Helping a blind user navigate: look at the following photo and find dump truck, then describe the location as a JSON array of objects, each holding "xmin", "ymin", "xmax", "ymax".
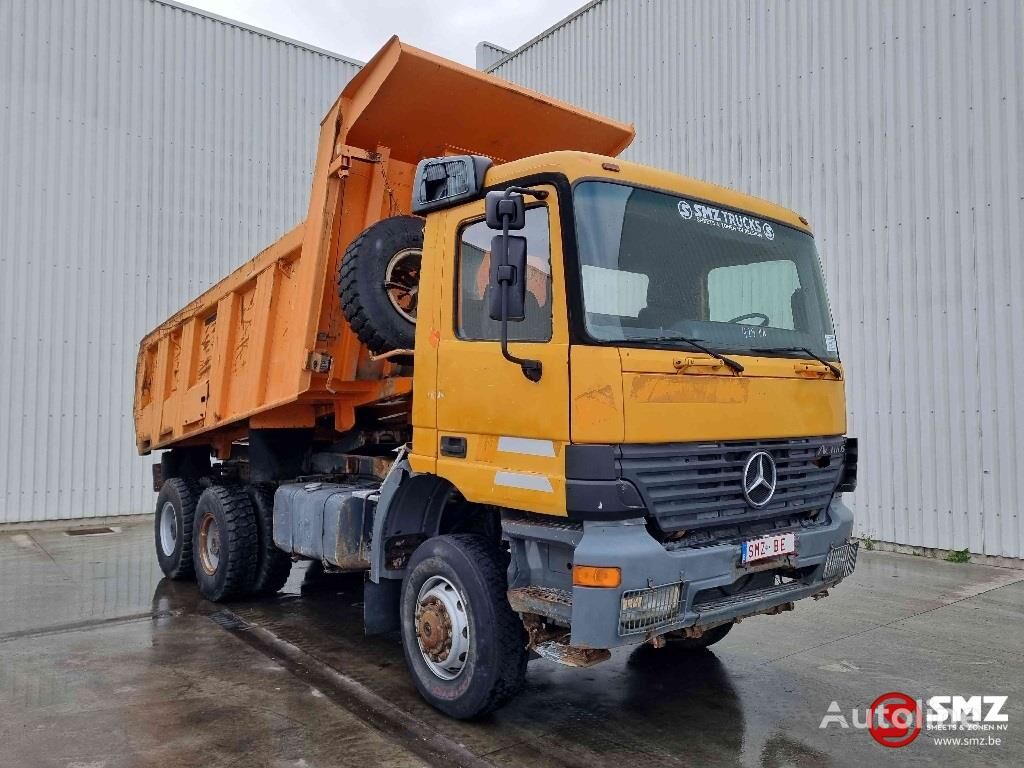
[{"xmin": 134, "ymin": 37, "xmax": 859, "ymax": 719}]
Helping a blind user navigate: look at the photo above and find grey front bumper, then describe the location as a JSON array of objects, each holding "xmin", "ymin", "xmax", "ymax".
[{"xmin": 569, "ymin": 498, "xmax": 856, "ymax": 649}]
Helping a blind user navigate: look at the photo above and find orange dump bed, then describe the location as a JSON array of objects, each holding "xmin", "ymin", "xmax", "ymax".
[{"xmin": 133, "ymin": 37, "xmax": 634, "ymax": 457}]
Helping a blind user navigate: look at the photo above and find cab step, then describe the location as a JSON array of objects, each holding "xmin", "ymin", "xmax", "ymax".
[
  {"xmin": 507, "ymin": 586, "xmax": 573, "ymax": 624},
  {"xmin": 534, "ymin": 640, "xmax": 610, "ymax": 668}
]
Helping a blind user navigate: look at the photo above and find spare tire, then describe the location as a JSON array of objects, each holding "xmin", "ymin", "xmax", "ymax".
[{"xmin": 339, "ymin": 215, "xmax": 424, "ymax": 354}]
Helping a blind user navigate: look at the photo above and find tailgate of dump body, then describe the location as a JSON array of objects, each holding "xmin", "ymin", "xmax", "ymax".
[{"xmin": 134, "ymin": 37, "xmax": 635, "ymax": 456}]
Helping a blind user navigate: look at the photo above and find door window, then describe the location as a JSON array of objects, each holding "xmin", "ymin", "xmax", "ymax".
[{"xmin": 456, "ymin": 206, "xmax": 552, "ymax": 341}]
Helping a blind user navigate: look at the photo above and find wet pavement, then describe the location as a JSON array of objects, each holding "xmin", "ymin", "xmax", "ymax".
[{"xmin": 1, "ymin": 520, "xmax": 1022, "ymax": 768}]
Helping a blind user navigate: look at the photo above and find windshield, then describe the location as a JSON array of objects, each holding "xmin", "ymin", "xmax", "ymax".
[{"xmin": 573, "ymin": 181, "xmax": 838, "ymax": 360}]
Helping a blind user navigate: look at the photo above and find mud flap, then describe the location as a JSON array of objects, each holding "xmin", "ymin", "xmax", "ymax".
[{"xmin": 363, "ymin": 575, "xmax": 402, "ymax": 634}]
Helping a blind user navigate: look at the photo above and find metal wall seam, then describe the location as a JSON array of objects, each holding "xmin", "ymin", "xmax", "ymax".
[
  {"xmin": 489, "ymin": 0, "xmax": 1023, "ymax": 559},
  {"xmin": 0, "ymin": 0, "xmax": 360, "ymax": 523}
]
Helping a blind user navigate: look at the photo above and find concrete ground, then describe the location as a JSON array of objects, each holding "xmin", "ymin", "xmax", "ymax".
[{"xmin": 1, "ymin": 520, "xmax": 1021, "ymax": 768}]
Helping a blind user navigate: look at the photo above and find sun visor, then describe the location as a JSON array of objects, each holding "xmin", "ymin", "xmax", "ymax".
[{"xmin": 337, "ymin": 37, "xmax": 635, "ymax": 164}]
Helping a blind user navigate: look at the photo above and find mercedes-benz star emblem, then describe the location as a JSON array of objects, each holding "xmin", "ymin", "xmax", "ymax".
[{"xmin": 742, "ymin": 450, "xmax": 777, "ymax": 508}]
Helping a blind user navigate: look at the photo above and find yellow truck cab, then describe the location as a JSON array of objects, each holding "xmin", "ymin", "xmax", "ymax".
[
  {"xmin": 388, "ymin": 148, "xmax": 858, "ymax": 688},
  {"xmin": 135, "ymin": 38, "xmax": 858, "ymax": 719}
]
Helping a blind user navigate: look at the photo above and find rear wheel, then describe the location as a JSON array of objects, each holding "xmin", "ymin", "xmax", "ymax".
[
  {"xmin": 664, "ymin": 621, "xmax": 734, "ymax": 650},
  {"xmin": 154, "ymin": 478, "xmax": 201, "ymax": 580},
  {"xmin": 246, "ymin": 484, "xmax": 292, "ymax": 596},
  {"xmin": 400, "ymin": 534, "xmax": 527, "ymax": 719},
  {"xmin": 192, "ymin": 486, "xmax": 258, "ymax": 602}
]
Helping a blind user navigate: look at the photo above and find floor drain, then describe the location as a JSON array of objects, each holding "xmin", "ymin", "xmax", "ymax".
[
  {"xmin": 209, "ymin": 610, "xmax": 247, "ymax": 631},
  {"xmin": 64, "ymin": 526, "xmax": 119, "ymax": 536}
]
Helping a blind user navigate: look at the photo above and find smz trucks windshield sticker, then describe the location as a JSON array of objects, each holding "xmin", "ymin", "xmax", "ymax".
[{"xmin": 677, "ymin": 199, "xmax": 775, "ymax": 241}]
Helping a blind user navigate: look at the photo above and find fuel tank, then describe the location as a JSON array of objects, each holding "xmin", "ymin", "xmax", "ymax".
[{"xmin": 273, "ymin": 480, "xmax": 380, "ymax": 569}]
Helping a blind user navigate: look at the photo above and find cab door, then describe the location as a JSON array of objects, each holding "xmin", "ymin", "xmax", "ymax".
[{"xmin": 434, "ymin": 184, "xmax": 570, "ymax": 516}]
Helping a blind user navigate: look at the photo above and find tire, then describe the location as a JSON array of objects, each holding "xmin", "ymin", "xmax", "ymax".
[
  {"xmin": 192, "ymin": 485, "xmax": 258, "ymax": 602},
  {"xmin": 400, "ymin": 534, "xmax": 527, "ymax": 719},
  {"xmin": 339, "ymin": 215, "xmax": 424, "ymax": 354},
  {"xmin": 665, "ymin": 621, "xmax": 734, "ymax": 650},
  {"xmin": 154, "ymin": 478, "xmax": 201, "ymax": 580},
  {"xmin": 246, "ymin": 484, "xmax": 292, "ymax": 596}
]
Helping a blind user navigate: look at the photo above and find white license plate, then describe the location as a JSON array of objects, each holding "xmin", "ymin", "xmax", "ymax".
[{"xmin": 741, "ymin": 533, "xmax": 796, "ymax": 563}]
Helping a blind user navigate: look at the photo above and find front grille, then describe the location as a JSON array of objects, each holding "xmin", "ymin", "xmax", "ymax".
[
  {"xmin": 618, "ymin": 436, "xmax": 845, "ymax": 533},
  {"xmin": 619, "ymin": 582, "xmax": 683, "ymax": 635},
  {"xmin": 822, "ymin": 540, "xmax": 859, "ymax": 581}
]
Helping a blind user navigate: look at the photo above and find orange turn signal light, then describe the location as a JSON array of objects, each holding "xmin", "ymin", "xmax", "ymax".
[{"xmin": 572, "ymin": 565, "xmax": 622, "ymax": 588}]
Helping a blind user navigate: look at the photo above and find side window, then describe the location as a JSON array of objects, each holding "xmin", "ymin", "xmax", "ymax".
[
  {"xmin": 456, "ymin": 206, "xmax": 552, "ymax": 341},
  {"xmin": 707, "ymin": 259, "xmax": 801, "ymax": 330}
]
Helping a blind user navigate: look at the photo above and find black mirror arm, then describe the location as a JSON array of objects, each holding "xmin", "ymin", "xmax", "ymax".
[
  {"xmin": 503, "ymin": 185, "xmax": 549, "ymax": 201},
  {"xmin": 497, "ymin": 211, "xmax": 543, "ymax": 383}
]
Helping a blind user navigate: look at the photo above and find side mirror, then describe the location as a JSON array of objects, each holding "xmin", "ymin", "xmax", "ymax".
[
  {"xmin": 487, "ymin": 235, "xmax": 527, "ymax": 321},
  {"xmin": 485, "ymin": 190, "xmax": 525, "ymax": 230},
  {"xmin": 481, "ymin": 184, "xmax": 548, "ymax": 383}
]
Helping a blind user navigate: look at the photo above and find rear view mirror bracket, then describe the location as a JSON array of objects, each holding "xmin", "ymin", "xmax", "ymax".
[{"xmin": 485, "ymin": 187, "xmax": 549, "ymax": 383}]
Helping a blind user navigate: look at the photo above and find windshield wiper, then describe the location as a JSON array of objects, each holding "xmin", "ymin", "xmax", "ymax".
[
  {"xmin": 752, "ymin": 346, "xmax": 841, "ymax": 379},
  {"xmin": 645, "ymin": 334, "xmax": 745, "ymax": 374}
]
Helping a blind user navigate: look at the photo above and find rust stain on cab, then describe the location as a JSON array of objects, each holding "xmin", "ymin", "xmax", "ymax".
[
  {"xmin": 630, "ymin": 375, "xmax": 750, "ymax": 404},
  {"xmin": 573, "ymin": 384, "xmax": 618, "ymax": 424}
]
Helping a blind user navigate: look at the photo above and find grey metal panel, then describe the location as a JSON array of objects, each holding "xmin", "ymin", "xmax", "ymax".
[
  {"xmin": 475, "ymin": 41, "xmax": 510, "ymax": 71},
  {"xmin": 320, "ymin": 489, "xmax": 375, "ymax": 570},
  {"xmin": 0, "ymin": 0, "xmax": 360, "ymax": 523},
  {"xmin": 273, "ymin": 481, "xmax": 376, "ymax": 567},
  {"xmin": 490, "ymin": 0, "xmax": 1024, "ymax": 559}
]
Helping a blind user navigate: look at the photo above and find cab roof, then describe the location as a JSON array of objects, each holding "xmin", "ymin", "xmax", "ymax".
[{"xmin": 486, "ymin": 151, "xmax": 812, "ymax": 234}]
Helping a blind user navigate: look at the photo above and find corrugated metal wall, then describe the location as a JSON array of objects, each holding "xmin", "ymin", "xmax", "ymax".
[
  {"xmin": 490, "ymin": 0, "xmax": 1024, "ymax": 559},
  {"xmin": 0, "ymin": 0, "xmax": 360, "ymax": 523},
  {"xmin": 2, "ymin": 0, "xmax": 1021, "ymax": 561}
]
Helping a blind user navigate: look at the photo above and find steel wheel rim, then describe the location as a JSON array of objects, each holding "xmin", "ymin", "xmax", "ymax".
[
  {"xmin": 384, "ymin": 248, "xmax": 421, "ymax": 324},
  {"xmin": 197, "ymin": 513, "xmax": 221, "ymax": 576},
  {"xmin": 414, "ymin": 575, "xmax": 470, "ymax": 680},
  {"xmin": 159, "ymin": 501, "xmax": 177, "ymax": 556}
]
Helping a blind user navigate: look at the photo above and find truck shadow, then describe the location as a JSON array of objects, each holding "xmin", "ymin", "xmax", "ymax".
[
  {"xmin": 502, "ymin": 641, "xmax": 748, "ymax": 764},
  {"xmin": 150, "ymin": 569, "xmax": 832, "ymax": 768}
]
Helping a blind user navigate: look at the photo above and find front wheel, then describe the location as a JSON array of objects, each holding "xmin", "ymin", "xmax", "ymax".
[{"xmin": 400, "ymin": 535, "xmax": 527, "ymax": 719}]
